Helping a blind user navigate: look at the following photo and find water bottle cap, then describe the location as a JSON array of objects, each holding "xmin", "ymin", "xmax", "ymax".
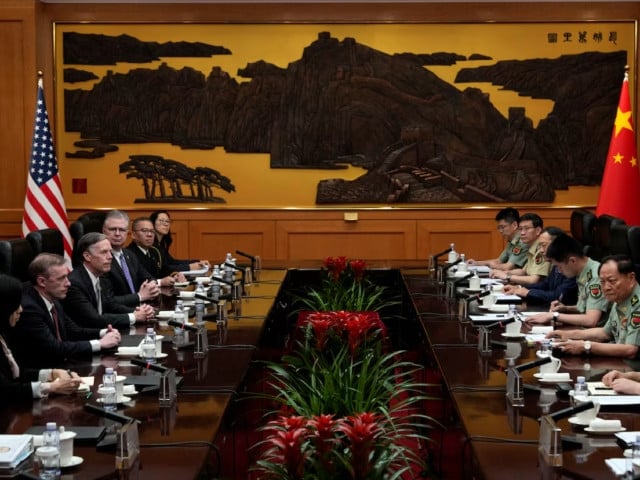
[
  {"xmin": 147, "ymin": 327, "xmax": 155, "ymax": 334},
  {"xmin": 105, "ymin": 367, "xmax": 114, "ymax": 374},
  {"xmin": 45, "ymin": 422, "xmax": 57, "ymax": 430},
  {"xmin": 577, "ymin": 376, "xmax": 585, "ymax": 383},
  {"xmin": 36, "ymin": 446, "xmax": 58, "ymax": 457}
]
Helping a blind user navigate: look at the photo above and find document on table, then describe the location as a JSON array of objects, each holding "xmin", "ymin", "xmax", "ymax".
[
  {"xmin": 586, "ymin": 381, "xmax": 617, "ymax": 396},
  {"xmin": 586, "ymin": 394, "xmax": 640, "ymax": 405}
]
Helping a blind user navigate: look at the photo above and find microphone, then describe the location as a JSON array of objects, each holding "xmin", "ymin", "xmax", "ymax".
[
  {"xmin": 209, "ymin": 276, "xmax": 235, "ymax": 286},
  {"xmin": 453, "ymin": 272, "xmax": 474, "ymax": 285},
  {"xmin": 483, "ymin": 317, "xmax": 517, "ymax": 330},
  {"xmin": 442, "ymin": 258, "xmax": 462, "ymax": 273},
  {"xmin": 548, "ymin": 401, "xmax": 595, "ymax": 422},
  {"xmin": 514, "ymin": 355, "xmax": 552, "ymax": 373},
  {"xmin": 431, "ymin": 247, "xmax": 453, "ymax": 263},
  {"xmin": 167, "ymin": 319, "xmax": 199, "ymax": 332},
  {"xmin": 235, "ymin": 250, "xmax": 256, "ymax": 261},
  {"xmin": 130, "ymin": 358, "xmax": 170, "ymax": 372},
  {"xmin": 224, "ymin": 262, "xmax": 243, "ymax": 272},
  {"xmin": 465, "ymin": 289, "xmax": 491, "ymax": 303},
  {"xmin": 84, "ymin": 403, "xmax": 139, "ymax": 425}
]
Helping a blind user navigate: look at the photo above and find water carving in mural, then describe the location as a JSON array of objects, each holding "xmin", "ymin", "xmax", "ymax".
[{"xmin": 62, "ymin": 31, "xmax": 626, "ymax": 204}]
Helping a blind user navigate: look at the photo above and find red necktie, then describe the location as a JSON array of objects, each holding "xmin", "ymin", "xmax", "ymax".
[{"xmin": 50, "ymin": 306, "xmax": 62, "ymax": 341}]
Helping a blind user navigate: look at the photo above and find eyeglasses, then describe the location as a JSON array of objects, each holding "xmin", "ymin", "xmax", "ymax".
[
  {"xmin": 518, "ymin": 225, "xmax": 535, "ymax": 232},
  {"xmin": 156, "ymin": 219, "xmax": 171, "ymax": 225},
  {"xmin": 105, "ymin": 227, "xmax": 128, "ymax": 233},
  {"xmin": 134, "ymin": 229, "xmax": 155, "ymax": 235}
]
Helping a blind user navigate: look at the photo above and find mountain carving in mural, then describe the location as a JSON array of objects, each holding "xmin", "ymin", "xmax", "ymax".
[{"xmin": 63, "ymin": 31, "xmax": 625, "ymax": 203}]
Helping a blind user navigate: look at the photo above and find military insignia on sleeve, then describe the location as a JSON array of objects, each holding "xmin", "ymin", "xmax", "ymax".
[
  {"xmin": 589, "ymin": 284, "xmax": 602, "ymax": 298},
  {"xmin": 587, "ymin": 270, "xmax": 592, "ymax": 282},
  {"xmin": 513, "ymin": 247, "xmax": 521, "ymax": 254},
  {"xmin": 535, "ymin": 252, "xmax": 544, "ymax": 265},
  {"xmin": 631, "ymin": 295, "xmax": 639, "ymax": 307},
  {"xmin": 632, "ymin": 313, "xmax": 640, "ymax": 327}
]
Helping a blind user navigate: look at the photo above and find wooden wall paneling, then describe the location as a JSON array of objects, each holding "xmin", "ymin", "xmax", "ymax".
[
  {"xmin": 276, "ymin": 219, "xmax": 417, "ymax": 260},
  {"xmin": 188, "ymin": 219, "xmax": 277, "ymax": 263}
]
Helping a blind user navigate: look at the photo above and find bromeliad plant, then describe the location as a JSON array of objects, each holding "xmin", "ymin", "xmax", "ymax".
[
  {"xmin": 252, "ymin": 311, "xmax": 438, "ymax": 479},
  {"xmin": 295, "ymin": 257, "xmax": 397, "ymax": 313}
]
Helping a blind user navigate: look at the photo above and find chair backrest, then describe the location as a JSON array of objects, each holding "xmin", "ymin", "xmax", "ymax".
[
  {"xmin": 628, "ymin": 226, "xmax": 640, "ymax": 275},
  {"xmin": 0, "ymin": 238, "xmax": 36, "ymax": 282},
  {"xmin": 610, "ymin": 223, "xmax": 632, "ymax": 257},
  {"xmin": 26, "ymin": 228, "xmax": 64, "ymax": 256},
  {"xmin": 570, "ymin": 208, "xmax": 596, "ymax": 250},
  {"xmin": 591, "ymin": 214, "xmax": 626, "ymax": 261},
  {"xmin": 70, "ymin": 212, "xmax": 107, "ymax": 266}
]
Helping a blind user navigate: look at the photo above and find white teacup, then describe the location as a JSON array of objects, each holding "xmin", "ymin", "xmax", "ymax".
[
  {"xmin": 539, "ymin": 356, "xmax": 561, "ymax": 375},
  {"xmin": 195, "ymin": 276, "xmax": 212, "ymax": 285},
  {"xmin": 482, "ymin": 294, "xmax": 496, "ymax": 307},
  {"xmin": 505, "ymin": 320, "xmax": 522, "ymax": 336},
  {"xmin": 155, "ymin": 335, "xmax": 164, "ymax": 356},
  {"xmin": 469, "ymin": 276, "xmax": 481, "ymax": 290},
  {"xmin": 574, "ymin": 399, "xmax": 600, "ymax": 424},
  {"xmin": 115, "ymin": 375, "xmax": 126, "ymax": 398},
  {"xmin": 491, "ymin": 283, "xmax": 504, "ymax": 292},
  {"xmin": 179, "ymin": 290, "xmax": 196, "ymax": 299},
  {"xmin": 457, "ymin": 262, "xmax": 468, "ymax": 274},
  {"xmin": 59, "ymin": 430, "xmax": 77, "ymax": 466}
]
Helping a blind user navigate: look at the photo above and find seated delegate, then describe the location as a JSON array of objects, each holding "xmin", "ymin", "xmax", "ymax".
[
  {"xmin": 0, "ymin": 274, "xmax": 81, "ymax": 406},
  {"xmin": 150, "ymin": 210, "xmax": 210, "ymax": 271}
]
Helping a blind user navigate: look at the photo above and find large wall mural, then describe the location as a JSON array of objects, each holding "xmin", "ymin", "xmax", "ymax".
[{"xmin": 54, "ymin": 23, "xmax": 636, "ymax": 208}]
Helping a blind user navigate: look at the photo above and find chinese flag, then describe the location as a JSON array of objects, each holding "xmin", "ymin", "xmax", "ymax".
[{"xmin": 596, "ymin": 72, "xmax": 640, "ymax": 225}]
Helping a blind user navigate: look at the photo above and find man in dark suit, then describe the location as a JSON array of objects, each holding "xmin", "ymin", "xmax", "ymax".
[
  {"xmin": 127, "ymin": 217, "xmax": 186, "ymax": 287},
  {"xmin": 63, "ymin": 232, "xmax": 156, "ymax": 331},
  {"xmin": 8, "ymin": 253, "xmax": 121, "ymax": 369},
  {"xmin": 102, "ymin": 210, "xmax": 160, "ymax": 307}
]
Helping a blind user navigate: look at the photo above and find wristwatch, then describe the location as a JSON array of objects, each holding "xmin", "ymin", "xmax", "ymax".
[
  {"xmin": 584, "ymin": 340, "xmax": 591, "ymax": 355},
  {"xmin": 552, "ymin": 311, "xmax": 559, "ymax": 326}
]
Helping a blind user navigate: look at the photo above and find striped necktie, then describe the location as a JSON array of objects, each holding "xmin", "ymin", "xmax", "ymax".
[{"xmin": 118, "ymin": 252, "xmax": 136, "ymax": 294}]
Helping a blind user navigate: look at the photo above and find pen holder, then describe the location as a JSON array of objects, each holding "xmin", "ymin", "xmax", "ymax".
[
  {"xmin": 477, "ymin": 326, "xmax": 491, "ymax": 354},
  {"xmin": 194, "ymin": 324, "xmax": 208, "ymax": 358},
  {"xmin": 115, "ymin": 421, "xmax": 140, "ymax": 471},
  {"xmin": 159, "ymin": 368, "xmax": 177, "ymax": 406},
  {"xmin": 506, "ymin": 367, "xmax": 524, "ymax": 407}
]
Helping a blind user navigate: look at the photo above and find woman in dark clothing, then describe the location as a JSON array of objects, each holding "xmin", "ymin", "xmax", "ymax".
[
  {"xmin": 0, "ymin": 274, "xmax": 80, "ymax": 406},
  {"xmin": 149, "ymin": 210, "xmax": 209, "ymax": 272}
]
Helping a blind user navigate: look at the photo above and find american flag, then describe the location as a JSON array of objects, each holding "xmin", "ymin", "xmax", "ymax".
[{"xmin": 22, "ymin": 78, "xmax": 73, "ymax": 263}]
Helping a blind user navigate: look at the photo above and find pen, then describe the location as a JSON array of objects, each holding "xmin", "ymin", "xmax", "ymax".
[{"xmin": 86, "ymin": 391, "xmax": 92, "ymax": 399}]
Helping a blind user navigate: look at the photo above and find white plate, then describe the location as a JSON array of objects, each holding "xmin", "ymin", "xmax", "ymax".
[
  {"xmin": 139, "ymin": 352, "xmax": 168, "ymax": 360},
  {"xmin": 568, "ymin": 416, "xmax": 590, "ymax": 426},
  {"xmin": 97, "ymin": 395, "xmax": 132, "ymax": 404},
  {"xmin": 122, "ymin": 386, "xmax": 138, "ymax": 396},
  {"xmin": 488, "ymin": 305, "xmax": 509, "ymax": 313},
  {"xmin": 501, "ymin": 333, "xmax": 526, "ymax": 339},
  {"xmin": 464, "ymin": 288, "xmax": 483, "ymax": 294},
  {"xmin": 584, "ymin": 426, "xmax": 626, "ymax": 435},
  {"xmin": 156, "ymin": 311, "xmax": 175, "ymax": 319},
  {"xmin": 173, "ymin": 282, "xmax": 190, "ymax": 288},
  {"xmin": 115, "ymin": 350, "xmax": 141, "ymax": 357},
  {"xmin": 539, "ymin": 376, "xmax": 571, "ymax": 384},
  {"xmin": 61, "ymin": 456, "xmax": 83, "ymax": 468}
]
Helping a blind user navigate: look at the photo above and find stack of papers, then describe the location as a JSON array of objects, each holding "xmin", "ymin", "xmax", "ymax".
[{"xmin": 0, "ymin": 435, "xmax": 32, "ymax": 470}]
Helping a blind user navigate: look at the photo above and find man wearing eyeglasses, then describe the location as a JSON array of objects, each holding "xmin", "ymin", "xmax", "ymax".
[
  {"xmin": 467, "ymin": 207, "xmax": 528, "ymax": 271},
  {"xmin": 102, "ymin": 210, "xmax": 160, "ymax": 307},
  {"xmin": 490, "ymin": 212, "xmax": 550, "ymax": 285},
  {"xmin": 127, "ymin": 217, "xmax": 186, "ymax": 287}
]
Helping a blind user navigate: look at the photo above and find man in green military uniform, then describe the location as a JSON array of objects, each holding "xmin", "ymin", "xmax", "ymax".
[
  {"xmin": 490, "ymin": 212, "xmax": 550, "ymax": 286},
  {"xmin": 467, "ymin": 207, "xmax": 528, "ymax": 271},
  {"xmin": 547, "ymin": 255, "xmax": 639, "ymax": 359},
  {"xmin": 526, "ymin": 233, "xmax": 609, "ymax": 328}
]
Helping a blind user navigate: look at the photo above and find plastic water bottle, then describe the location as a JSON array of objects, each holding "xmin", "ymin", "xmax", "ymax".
[
  {"xmin": 195, "ymin": 282, "xmax": 206, "ymax": 325},
  {"xmin": 631, "ymin": 435, "xmax": 640, "ymax": 476},
  {"xmin": 142, "ymin": 327, "xmax": 156, "ymax": 363},
  {"xmin": 173, "ymin": 300, "xmax": 186, "ymax": 347},
  {"xmin": 540, "ymin": 338, "xmax": 552, "ymax": 356},
  {"xmin": 447, "ymin": 243, "xmax": 458, "ymax": 264},
  {"xmin": 211, "ymin": 265, "xmax": 221, "ymax": 301},
  {"xmin": 102, "ymin": 367, "xmax": 117, "ymax": 411},
  {"xmin": 41, "ymin": 422, "xmax": 60, "ymax": 478},
  {"xmin": 573, "ymin": 375, "xmax": 589, "ymax": 401}
]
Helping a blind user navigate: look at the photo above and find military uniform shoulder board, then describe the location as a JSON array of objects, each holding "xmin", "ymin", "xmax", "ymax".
[
  {"xmin": 589, "ymin": 284, "xmax": 602, "ymax": 298},
  {"xmin": 534, "ymin": 252, "xmax": 544, "ymax": 264},
  {"xmin": 631, "ymin": 295, "xmax": 639, "ymax": 307},
  {"xmin": 632, "ymin": 312, "xmax": 640, "ymax": 327},
  {"xmin": 513, "ymin": 246, "xmax": 521, "ymax": 254}
]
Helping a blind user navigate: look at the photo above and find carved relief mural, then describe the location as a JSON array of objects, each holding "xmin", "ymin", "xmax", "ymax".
[{"xmin": 54, "ymin": 23, "xmax": 636, "ymax": 208}]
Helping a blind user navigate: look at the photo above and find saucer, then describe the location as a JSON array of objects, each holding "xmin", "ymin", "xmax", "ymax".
[
  {"xmin": 501, "ymin": 332, "xmax": 526, "ymax": 339},
  {"xmin": 139, "ymin": 352, "xmax": 168, "ymax": 359},
  {"xmin": 173, "ymin": 282, "xmax": 190, "ymax": 288},
  {"xmin": 539, "ymin": 376, "xmax": 570, "ymax": 384},
  {"xmin": 97, "ymin": 395, "xmax": 132, "ymax": 404},
  {"xmin": 156, "ymin": 311, "xmax": 174, "ymax": 319},
  {"xmin": 584, "ymin": 426, "xmax": 626, "ymax": 435},
  {"xmin": 464, "ymin": 288, "xmax": 483, "ymax": 294},
  {"xmin": 568, "ymin": 416, "xmax": 590, "ymax": 427},
  {"xmin": 61, "ymin": 456, "xmax": 83, "ymax": 468}
]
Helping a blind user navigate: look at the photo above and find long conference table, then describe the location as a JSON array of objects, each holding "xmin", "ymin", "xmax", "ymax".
[{"xmin": 3, "ymin": 265, "xmax": 640, "ymax": 479}]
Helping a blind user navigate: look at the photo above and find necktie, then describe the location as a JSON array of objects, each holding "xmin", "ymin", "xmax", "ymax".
[
  {"xmin": 95, "ymin": 279, "xmax": 103, "ymax": 315},
  {"xmin": 50, "ymin": 305, "xmax": 62, "ymax": 341},
  {"xmin": 119, "ymin": 253, "xmax": 136, "ymax": 294},
  {"xmin": 0, "ymin": 335, "xmax": 20, "ymax": 379}
]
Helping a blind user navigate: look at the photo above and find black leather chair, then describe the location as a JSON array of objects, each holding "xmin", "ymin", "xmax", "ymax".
[
  {"xmin": 0, "ymin": 238, "xmax": 36, "ymax": 282},
  {"xmin": 70, "ymin": 211, "xmax": 107, "ymax": 266},
  {"xmin": 628, "ymin": 226, "xmax": 640, "ymax": 276},
  {"xmin": 570, "ymin": 208, "xmax": 596, "ymax": 256},
  {"xmin": 591, "ymin": 214, "xmax": 626, "ymax": 261},
  {"xmin": 26, "ymin": 228, "xmax": 64, "ymax": 256},
  {"xmin": 610, "ymin": 224, "xmax": 632, "ymax": 257}
]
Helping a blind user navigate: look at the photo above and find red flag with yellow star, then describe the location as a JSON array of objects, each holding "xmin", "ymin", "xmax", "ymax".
[{"xmin": 596, "ymin": 72, "xmax": 640, "ymax": 225}]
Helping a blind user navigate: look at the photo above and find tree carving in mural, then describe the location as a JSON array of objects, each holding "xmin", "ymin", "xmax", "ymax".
[{"xmin": 119, "ymin": 155, "xmax": 235, "ymax": 203}]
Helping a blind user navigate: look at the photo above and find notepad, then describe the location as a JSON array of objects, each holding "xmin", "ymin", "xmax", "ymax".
[
  {"xmin": 586, "ymin": 381, "xmax": 617, "ymax": 396},
  {"xmin": 0, "ymin": 435, "xmax": 32, "ymax": 469}
]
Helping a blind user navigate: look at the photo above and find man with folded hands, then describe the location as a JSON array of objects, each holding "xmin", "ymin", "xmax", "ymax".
[
  {"xmin": 546, "ymin": 255, "xmax": 639, "ymax": 359},
  {"xmin": 8, "ymin": 253, "xmax": 121, "ymax": 369},
  {"xmin": 489, "ymin": 212, "xmax": 551, "ymax": 286},
  {"xmin": 63, "ymin": 232, "xmax": 156, "ymax": 330},
  {"xmin": 526, "ymin": 233, "xmax": 608, "ymax": 328},
  {"xmin": 601, "ymin": 369, "xmax": 640, "ymax": 394}
]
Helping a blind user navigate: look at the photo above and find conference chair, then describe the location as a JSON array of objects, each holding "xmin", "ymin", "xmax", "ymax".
[
  {"xmin": 628, "ymin": 226, "xmax": 640, "ymax": 276},
  {"xmin": 26, "ymin": 228, "xmax": 64, "ymax": 256},
  {"xmin": 569, "ymin": 208, "xmax": 596, "ymax": 256},
  {"xmin": 610, "ymin": 224, "xmax": 632, "ymax": 258},
  {"xmin": 591, "ymin": 214, "xmax": 626, "ymax": 261},
  {"xmin": 69, "ymin": 211, "xmax": 107, "ymax": 266},
  {"xmin": 0, "ymin": 238, "xmax": 36, "ymax": 282}
]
